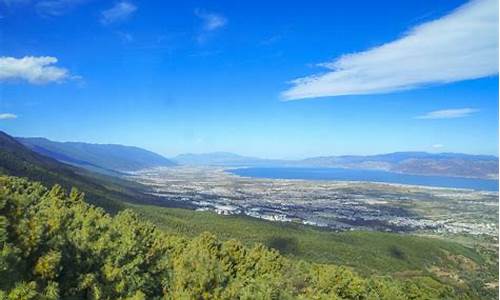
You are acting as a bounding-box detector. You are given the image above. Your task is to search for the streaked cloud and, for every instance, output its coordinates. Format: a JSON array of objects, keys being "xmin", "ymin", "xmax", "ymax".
[
  {"xmin": 36, "ymin": 0, "xmax": 89, "ymax": 16},
  {"xmin": 100, "ymin": 1, "xmax": 136, "ymax": 25},
  {"xmin": 195, "ymin": 9, "xmax": 227, "ymax": 31},
  {"xmin": 0, "ymin": 56, "xmax": 71, "ymax": 84},
  {"xmin": 431, "ymin": 144, "xmax": 444, "ymax": 149},
  {"xmin": 116, "ymin": 31, "xmax": 134, "ymax": 42},
  {"xmin": 0, "ymin": 113, "xmax": 17, "ymax": 120},
  {"xmin": 195, "ymin": 9, "xmax": 226, "ymax": 43},
  {"xmin": 1, "ymin": 0, "xmax": 91, "ymax": 16},
  {"xmin": 283, "ymin": 0, "xmax": 498, "ymax": 100},
  {"xmin": 416, "ymin": 108, "xmax": 479, "ymax": 119}
]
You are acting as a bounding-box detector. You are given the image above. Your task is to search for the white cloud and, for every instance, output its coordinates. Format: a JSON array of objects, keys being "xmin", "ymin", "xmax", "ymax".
[
  {"xmin": 194, "ymin": 9, "xmax": 226, "ymax": 43},
  {"xmin": 195, "ymin": 9, "xmax": 227, "ymax": 31},
  {"xmin": 0, "ymin": 113, "xmax": 17, "ymax": 120},
  {"xmin": 100, "ymin": 1, "xmax": 136, "ymax": 25},
  {"xmin": 416, "ymin": 108, "xmax": 479, "ymax": 119},
  {"xmin": 431, "ymin": 144, "xmax": 444, "ymax": 149},
  {"xmin": 0, "ymin": 56, "xmax": 71, "ymax": 84},
  {"xmin": 282, "ymin": 0, "xmax": 498, "ymax": 100}
]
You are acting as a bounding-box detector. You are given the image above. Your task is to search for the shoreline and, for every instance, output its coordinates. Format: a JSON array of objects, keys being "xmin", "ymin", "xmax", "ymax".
[{"xmin": 224, "ymin": 166, "xmax": 499, "ymax": 193}]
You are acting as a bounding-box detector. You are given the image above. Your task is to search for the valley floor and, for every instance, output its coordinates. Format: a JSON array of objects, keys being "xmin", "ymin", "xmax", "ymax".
[
  {"xmin": 128, "ymin": 166, "xmax": 499, "ymax": 238},
  {"xmin": 124, "ymin": 166, "xmax": 499, "ymax": 298}
]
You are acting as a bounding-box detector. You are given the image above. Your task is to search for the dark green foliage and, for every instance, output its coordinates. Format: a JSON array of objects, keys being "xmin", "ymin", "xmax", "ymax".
[
  {"xmin": 389, "ymin": 245, "xmax": 407, "ymax": 260},
  {"xmin": 134, "ymin": 204, "xmax": 498, "ymax": 299},
  {"xmin": 133, "ymin": 204, "xmax": 484, "ymax": 273},
  {"xmin": 267, "ymin": 236, "xmax": 299, "ymax": 255},
  {"xmin": 0, "ymin": 131, "xmax": 495, "ymax": 298},
  {"xmin": 0, "ymin": 176, "xmax": 460, "ymax": 299}
]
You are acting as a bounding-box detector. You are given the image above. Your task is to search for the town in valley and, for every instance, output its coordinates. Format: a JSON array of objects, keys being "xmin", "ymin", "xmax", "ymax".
[{"xmin": 129, "ymin": 166, "xmax": 499, "ymax": 240}]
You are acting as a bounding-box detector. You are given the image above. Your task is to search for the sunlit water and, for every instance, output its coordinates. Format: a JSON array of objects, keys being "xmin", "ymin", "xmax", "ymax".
[{"xmin": 229, "ymin": 167, "xmax": 499, "ymax": 191}]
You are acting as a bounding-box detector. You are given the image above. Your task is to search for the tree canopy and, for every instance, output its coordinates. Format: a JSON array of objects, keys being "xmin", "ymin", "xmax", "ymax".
[{"xmin": 0, "ymin": 176, "xmax": 460, "ymax": 299}]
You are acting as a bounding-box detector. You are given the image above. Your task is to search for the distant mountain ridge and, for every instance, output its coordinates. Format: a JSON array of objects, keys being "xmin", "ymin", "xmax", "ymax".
[
  {"xmin": 299, "ymin": 152, "xmax": 498, "ymax": 179},
  {"xmin": 173, "ymin": 152, "xmax": 286, "ymax": 167},
  {"xmin": 0, "ymin": 131, "xmax": 187, "ymax": 212},
  {"xmin": 173, "ymin": 151, "xmax": 499, "ymax": 179},
  {"xmin": 14, "ymin": 136, "xmax": 499, "ymax": 179},
  {"xmin": 0, "ymin": 132, "xmax": 140, "ymax": 211},
  {"xmin": 18, "ymin": 137, "xmax": 176, "ymax": 173}
]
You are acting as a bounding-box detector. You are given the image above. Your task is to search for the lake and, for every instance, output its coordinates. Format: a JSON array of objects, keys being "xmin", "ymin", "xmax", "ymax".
[{"xmin": 229, "ymin": 167, "xmax": 499, "ymax": 191}]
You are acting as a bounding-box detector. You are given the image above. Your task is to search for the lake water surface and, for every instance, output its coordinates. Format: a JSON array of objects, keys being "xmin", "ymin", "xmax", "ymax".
[{"xmin": 229, "ymin": 167, "xmax": 499, "ymax": 191}]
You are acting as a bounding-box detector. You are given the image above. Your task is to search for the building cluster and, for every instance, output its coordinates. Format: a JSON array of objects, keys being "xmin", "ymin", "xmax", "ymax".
[{"xmin": 128, "ymin": 166, "xmax": 499, "ymax": 237}]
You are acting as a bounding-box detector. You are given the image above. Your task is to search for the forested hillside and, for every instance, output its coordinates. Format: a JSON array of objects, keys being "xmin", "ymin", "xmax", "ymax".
[
  {"xmin": 1, "ymin": 131, "xmax": 497, "ymax": 299},
  {"xmin": 18, "ymin": 137, "xmax": 176, "ymax": 173},
  {"xmin": 0, "ymin": 176, "xmax": 460, "ymax": 299},
  {"xmin": 0, "ymin": 131, "xmax": 186, "ymax": 212}
]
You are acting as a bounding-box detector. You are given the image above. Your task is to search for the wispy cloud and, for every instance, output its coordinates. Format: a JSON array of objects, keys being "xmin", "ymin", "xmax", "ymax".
[
  {"xmin": 0, "ymin": 56, "xmax": 72, "ymax": 84},
  {"xmin": 195, "ymin": 9, "xmax": 226, "ymax": 31},
  {"xmin": 116, "ymin": 31, "xmax": 134, "ymax": 42},
  {"xmin": 35, "ymin": 0, "xmax": 89, "ymax": 16},
  {"xmin": 0, "ymin": 113, "xmax": 17, "ymax": 120},
  {"xmin": 282, "ymin": 0, "xmax": 498, "ymax": 100},
  {"xmin": 416, "ymin": 108, "xmax": 479, "ymax": 119},
  {"xmin": 100, "ymin": 1, "xmax": 136, "ymax": 25},
  {"xmin": 195, "ymin": 9, "xmax": 226, "ymax": 43},
  {"xmin": 431, "ymin": 144, "xmax": 444, "ymax": 149},
  {"xmin": 1, "ymin": 0, "xmax": 91, "ymax": 16}
]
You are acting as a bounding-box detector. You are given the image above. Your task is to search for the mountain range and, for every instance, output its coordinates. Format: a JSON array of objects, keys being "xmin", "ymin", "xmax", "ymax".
[
  {"xmin": 18, "ymin": 137, "xmax": 176, "ymax": 174},
  {"xmin": 174, "ymin": 152, "xmax": 499, "ymax": 179},
  {"xmin": 173, "ymin": 152, "xmax": 283, "ymax": 167},
  {"xmin": 0, "ymin": 132, "xmax": 185, "ymax": 212},
  {"xmin": 14, "ymin": 135, "xmax": 499, "ymax": 180},
  {"xmin": 298, "ymin": 152, "xmax": 499, "ymax": 179}
]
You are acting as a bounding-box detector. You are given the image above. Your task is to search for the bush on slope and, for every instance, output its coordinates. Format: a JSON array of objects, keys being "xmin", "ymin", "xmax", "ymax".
[{"xmin": 0, "ymin": 176, "xmax": 457, "ymax": 299}]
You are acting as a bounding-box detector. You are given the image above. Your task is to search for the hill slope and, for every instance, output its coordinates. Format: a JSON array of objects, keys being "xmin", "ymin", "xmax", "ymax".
[
  {"xmin": 0, "ymin": 175, "xmax": 464, "ymax": 299},
  {"xmin": 18, "ymin": 137, "xmax": 176, "ymax": 173},
  {"xmin": 1, "ymin": 131, "xmax": 497, "ymax": 298},
  {"xmin": 0, "ymin": 131, "xmax": 178, "ymax": 212}
]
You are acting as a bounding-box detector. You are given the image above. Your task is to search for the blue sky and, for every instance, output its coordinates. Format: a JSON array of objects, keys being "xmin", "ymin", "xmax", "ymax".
[{"xmin": 0, "ymin": 0, "xmax": 498, "ymax": 158}]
